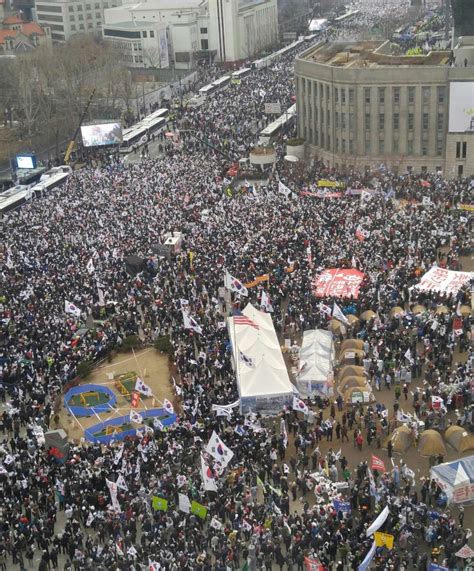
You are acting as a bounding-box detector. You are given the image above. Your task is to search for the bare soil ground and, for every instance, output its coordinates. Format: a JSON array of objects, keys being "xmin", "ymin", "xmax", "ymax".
[{"xmin": 56, "ymin": 348, "xmax": 174, "ymax": 443}]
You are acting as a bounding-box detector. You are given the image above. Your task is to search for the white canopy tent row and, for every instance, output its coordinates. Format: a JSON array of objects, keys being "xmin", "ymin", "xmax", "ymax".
[
  {"xmin": 297, "ymin": 329, "xmax": 335, "ymax": 398},
  {"xmin": 228, "ymin": 304, "xmax": 295, "ymax": 415},
  {"xmin": 430, "ymin": 455, "xmax": 474, "ymax": 505}
]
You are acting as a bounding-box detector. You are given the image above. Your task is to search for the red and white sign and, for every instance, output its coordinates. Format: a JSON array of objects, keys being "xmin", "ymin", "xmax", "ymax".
[
  {"xmin": 413, "ymin": 267, "xmax": 472, "ymax": 295},
  {"xmin": 455, "ymin": 544, "xmax": 474, "ymax": 559},
  {"xmin": 304, "ymin": 556, "xmax": 324, "ymax": 571},
  {"xmin": 371, "ymin": 454, "xmax": 386, "ymax": 472},
  {"xmin": 313, "ymin": 268, "xmax": 365, "ymax": 299}
]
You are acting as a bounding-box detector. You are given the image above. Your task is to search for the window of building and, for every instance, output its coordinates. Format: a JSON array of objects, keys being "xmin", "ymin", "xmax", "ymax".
[
  {"xmin": 142, "ymin": 31, "xmax": 147, "ymax": 37},
  {"xmin": 327, "ymin": 134, "xmax": 330, "ymax": 149},
  {"xmin": 96, "ymin": 13, "xmax": 101, "ymax": 18},
  {"xmin": 335, "ymin": 88, "xmax": 339, "ymax": 103},
  {"xmin": 422, "ymin": 113, "xmax": 429, "ymax": 130},
  {"xmin": 95, "ymin": 2, "xmax": 100, "ymax": 7},
  {"xmin": 393, "ymin": 87, "xmax": 400, "ymax": 104},
  {"xmin": 349, "ymin": 113, "xmax": 354, "ymax": 130},
  {"xmin": 422, "ymin": 145, "xmax": 428, "ymax": 156},
  {"xmin": 365, "ymin": 139, "xmax": 371, "ymax": 154},
  {"xmin": 69, "ymin": 5, "xmax": 74, "ymax": 11},
  {"xmin": 326, "ymin": 85, "xmax": 329, "ymax": 100},
  {"xmin": 393, "ymin": 113, "xmax": 399, "ymax": 130},
  {"xmin": 365, "ymin": 113, "xmax": 370, "ymax": 130},
  {"xmin": 335, "ymin": 138, "xmax": 339, "ymax": 152},
  {"xmin": 422, "ymin": 86, "xmax": 430, "ymax": 103},
  {"xmin": 437, "ymin": 113, "xmax": 444, "ymax": 130},
  {"xmin": 407, "ymin": 140, "xmax": 414, "ymax": 154},
  {"xmin": 200, "ymin": 27, "xmax": 208, "ymax": 34},
  {"xmin": 86, "ymin": 13, "xmax": 92, "ymax": 19},
  {"xmin": 408, "ymin": 113, "xmax": 414, "ymax": 130},
  {"xmin": 349, "ymin": 139, "xmax": 354, "ymax": 154},
  {"xmin": 379, "ymin": 139, "xmax": 385, "ymax": 154},
  {"xmin": 71, "ymin": 23, "xmax": 76, "ymax": 30},
  {"xmin": 378, "ymin": 87, "xmax": 385, "ymax": 104},
  {"xmin": 462, "ymin": 142, "xmax": 467, "ymax": 158},
  {"xmin": 79, "ymin": 23, "xmax": 84, "ymax": 29},
  {"xmin": 393, "ymin": 138, "xmax": 399, "ymax": 153},
  {"xmin": 77, "ymin": 5, "xmax": 82, "ymax": 10},
  {"xmin": 314, "ymin": 83, "xmax": 318, "ymax": 97},
  {"xmin": 78, "ymin": 14, "xmax": 83, "ymax": 20},
  {"xmin": 458, "ymin": 165, "xmax": 463, "ymax": 176},
  {"xmin": 379, "ymin": 113, "xmax": 384, "ymax": 130},
  {"xmin": 349, "ymin": 88, "xmax": 354, "ymax": 104},
  {"xmin": 341, "ymin": 88, "xmax": 346, "ymax": 104},
  {"xmin": 437, "ymin": 86, "xmax": 445, "ymax": 103},
  {"xmin": 342, "ymin": 139, "xmax": 346, "ymax": 153},
  {"xmin": 436, "ymin": 141, "xmax": 443, "ymax": 156},
  {"xmin": 149, "ymin": 30, "xmax": 154, "ymax": 37},
  {"xmin": 364, "ymin": 87, "xmax": 370, "ymax": 104},
  {"xmin": 70, "ymin": 15, "xmax": 75, "ymax": 21},
  {"xmin": 327, "ymin": 109, "xmax": 330, "ymax": 127},
  {"xmin": 408, "ymin": 86, "xmax": 415, "ymax": 104},
  {"xmin": 341, "ymin": 113, "xmax": 346, "ymax": 129},
  {"xmin": 335, "ymin": 112, "xmax": 339, "ymax": 128},
  {"xmin": 86, "ymin": 4, "xmax": 91, "ymax": 9},
  {"xmin": 456, "ymin": 142, "xmax": 461, "ymax": 158},
  {"xmin": 201, "ymin": 39, "xmax": 208, "ymax": 50}
]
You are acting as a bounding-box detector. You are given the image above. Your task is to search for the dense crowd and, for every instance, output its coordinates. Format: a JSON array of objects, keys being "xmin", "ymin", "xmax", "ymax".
[{"xmin": 1, "ymin": 10, "xmax": 473, "ymax": 571}]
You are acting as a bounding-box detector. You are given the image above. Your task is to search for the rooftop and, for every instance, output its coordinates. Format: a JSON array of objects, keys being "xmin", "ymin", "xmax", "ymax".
[{"xmin": 302, "ymin": 41, "xmax": 451, "ymax": 68}]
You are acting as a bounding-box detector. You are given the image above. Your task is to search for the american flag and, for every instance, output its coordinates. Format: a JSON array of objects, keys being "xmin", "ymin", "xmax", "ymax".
[{"xmin": 234, "ymin": 316, "xmax": 259, "ymax": 329}]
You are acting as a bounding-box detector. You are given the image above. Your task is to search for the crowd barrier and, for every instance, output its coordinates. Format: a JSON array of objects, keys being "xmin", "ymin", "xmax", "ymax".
[
  {"xmin": 64, "ymin": 384, "xmax": 117, "ymax": 416},
  {"xmin": 84, "ymin": 408, "xmax": 177, "ymax": 444}
]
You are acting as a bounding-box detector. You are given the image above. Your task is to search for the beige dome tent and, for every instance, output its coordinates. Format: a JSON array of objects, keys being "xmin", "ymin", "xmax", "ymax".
[
  {"xmin": 338, "ymin": 376, "xmax": 369, "ymax": 394},
  {"xmin": 385, "ymin": 425, "xmax": 414, "ymax": 453},
  {"xmin": 329, "ymin": 320, "xmax": 345, "ymax": 334},
  {"xmin": 412, "ymin": 304, "xmax": 427, "ymax": 315},
  {"xmin": 339, "ymin": 348, "xmax": 364, "ymax": 365},
  {"xmin": 340, "ymin": 339, "xmax": 364, "ymax": 353},
  {"xmin": 435, "ymin": 305, "xmax": 449, "ymax": 315},
  {"xmin": 346, "ymin": 314, "xmax": 359, "ymax": 325},
  {"xmin": 360, "ymin": 310, "xmax": 376, "ymax": 321},
  {"xmin": 418, "ymin": 429, "xmax": 447, "ymax": 457},
  {"xmin": 445, "ymin": 426, "xmax": 474, "ymax": 453},
  {"xmin": 338, "ymin": 365, "xmax": 366, "ymax": 380},
  {"xmin": 459, "ymin": 305, "xmax": 471, "ymax": 317},
  {"xmin": 389, "ymin": 306, "xmax": 405, "ymax": 318}
]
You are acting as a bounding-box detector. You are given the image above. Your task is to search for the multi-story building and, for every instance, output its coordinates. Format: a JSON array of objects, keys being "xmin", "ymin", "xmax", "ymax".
[
  {"xmin": 0, "ymin": 12, "xmax": 52, "ymax": 53},
  {"xmin": 35, "ymin": 0, "xmax": 123, "ymax": 42},
  {"xmin": 295, "ymin": 39, "xmax": 474, "ymax": 177},
  {"xmin": 102, "ymin": 0, "xmax": 278, "ymax": 69}
]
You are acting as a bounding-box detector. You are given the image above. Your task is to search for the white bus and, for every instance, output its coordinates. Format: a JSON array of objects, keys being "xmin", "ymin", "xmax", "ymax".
[
  {"xmin": 198, "ymin": 83, "xmax": 218, "ymax": 98},
  {"xmin": 212, "ymin": 75, "xmax": 231, "ymax": 89},
  {"xmin": 120, "ymin": 108, "xmax": 169, "ymax": 153},
  {"xmin": 258, "ymin": 104, "xmax": 297, "ymax": 146},
  {"xmin": 0, "ymin": 185, "xmax": 32, "ymax": 215},
  {"xmin": 231, "ymin": 68, "xmax": 252, "ymax": 81},
  {"xmin": 30, "ymin": 165, "xmax": 72, "ymax": 197},
  {"xmin": 252, "ymin": 39, "xmax": 305, "ymax": 69}
]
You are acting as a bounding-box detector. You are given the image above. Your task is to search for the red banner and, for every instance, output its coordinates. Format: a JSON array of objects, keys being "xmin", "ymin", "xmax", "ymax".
[
  {"xmin": 313, "ymin": 268, "xmax": 365, "ymax": 299},
  {"xmin": 304, "ymin": 556, "xmax": 324, "ymax": 571},
  {"xmin": 371, "ymin": 454, "xmax": 386, "ymax": 472},
  {"xmin": 131, "ymin": 391, "xmax": 140, "ymax": 408}
]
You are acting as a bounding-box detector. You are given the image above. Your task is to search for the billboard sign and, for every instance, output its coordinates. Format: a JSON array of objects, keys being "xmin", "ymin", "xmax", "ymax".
[
  {"xmin": 449, "ymin": 82, "xmax": 474, "ymax": 132},
  {"xmin": 81, "ymin": 123, "xmax": 123, "ymax": 147},
  {"xmin": 16, "ymin": 154, "xmax": 37, "ymax": 169},
  {"xmin": 159, "ymin": 28, "xmax": 169, "ymax": 69}
]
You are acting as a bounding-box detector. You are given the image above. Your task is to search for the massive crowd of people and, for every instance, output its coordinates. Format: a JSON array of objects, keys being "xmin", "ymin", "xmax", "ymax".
[{"xmin": 1, "ymin": 4, "xmax": 473, "ymax": 569}]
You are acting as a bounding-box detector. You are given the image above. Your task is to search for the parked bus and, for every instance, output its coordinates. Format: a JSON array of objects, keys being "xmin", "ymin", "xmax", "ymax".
[
  {"xmin": 231, "ymin": 68, "xmax": 252, "ymax": 81},
  {"xmin": 30, "ymin": 165, "xmax": 72, "ymax": 197},
  {"xmin": 212, "ymin": 75, "xmax": 231, "ymax": 89},
  {"xmin": 0, "ymin": 185, "xmax": 32, "ymax": 215},
  {"xmin": 252, "ymin": 39, "xmax": 305, "ymax": 69},
  {"xmin": 198, "ymin": 83, "xmax": 219, "ymax": 98},
  {"xmin": 120, "ymin": 109, "xmax": 169, "ymax": 153},
  {"xmin": 258, "ymin": 104, "xmax": 297, "ymax": 146},
  {"xmin": 332, "ymin": 10, "xmax": 360, "ymax": 25}
]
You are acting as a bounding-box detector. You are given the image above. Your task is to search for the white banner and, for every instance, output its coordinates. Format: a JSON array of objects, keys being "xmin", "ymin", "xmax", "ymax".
[
  {"xmin": 366, "ymin": 505, "xmax": 389, "ymax": 536},
  {"xmin": 413, "ymin": 267, "xmax": 472, "ymax": 295}
]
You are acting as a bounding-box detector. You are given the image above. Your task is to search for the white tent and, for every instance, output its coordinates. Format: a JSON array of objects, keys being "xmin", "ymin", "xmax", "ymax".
[
  {"xmin": 228, "ymin": 304, "xmax": 294, "ymax": 414},
  {"xmin": 297, "ymin": 329, "xmax": 335, "ymax": 397},
  {"xmin": 430, "ymin": 455, "xmax": 474, "ymax": 505}
]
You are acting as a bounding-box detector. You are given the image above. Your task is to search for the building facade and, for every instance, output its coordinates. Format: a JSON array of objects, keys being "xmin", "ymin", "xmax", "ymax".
[
  {"xmin": 102, "ymin": 0, "xmax": 278, "ymax": 69},
  {"xmin": 295, "ymin": 40, "xmax": 474, "ymax": 177},
  {"xmin": 208, "ymin": 0, "xmax": 278, "ymax": 63},
  {"xmin": 35, "ymin": 0, "xmax": 122, "ymax": 42},
  {"xmin": 0, "ymin": 12, "xmax": 52, "ymax": 53}
]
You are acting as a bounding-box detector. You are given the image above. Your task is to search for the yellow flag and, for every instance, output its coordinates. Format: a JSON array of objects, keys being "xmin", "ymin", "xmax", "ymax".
[{"xmin": 374, "ymin": 531, "xmax": 394, "ymax": 550}]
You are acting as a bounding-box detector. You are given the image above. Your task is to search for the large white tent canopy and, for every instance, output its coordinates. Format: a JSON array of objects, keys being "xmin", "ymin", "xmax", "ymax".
[
  {"xmin": 430, "ymin": 455, "xmax": 474, "ymax": 505},
  {"xmin": 297, "ymin": 329, "xmax": 335, "ymax": 397},
  {"xmin": 228, "ymin": 304, "xmax": 294, "ymax": 414}
]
